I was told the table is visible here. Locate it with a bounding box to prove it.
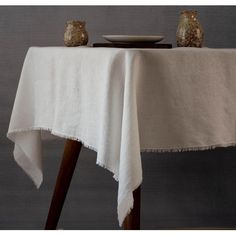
[7,47,236,229]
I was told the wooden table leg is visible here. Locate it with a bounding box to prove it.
[123,186,141,230]
[45,139,82,230]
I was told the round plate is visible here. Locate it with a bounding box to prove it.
[103,35,165,43]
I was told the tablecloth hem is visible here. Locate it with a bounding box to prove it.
[7,126,98,152]
[7,127,123,181]
[140,142,236,153]
[50,129,98,152]
[7,126,122,183]
[7,126,128,225]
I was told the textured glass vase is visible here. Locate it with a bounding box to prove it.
[64,20,88,47]
[176,10,204,48]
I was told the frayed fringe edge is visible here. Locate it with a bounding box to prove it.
[7,126,98,152]
[8,127,236,154]
[7,126,134,227]
[8,127,236,227]
[141,143,236,153]
[7,126,120,182]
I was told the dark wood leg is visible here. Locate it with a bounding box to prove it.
[45,139,82,230]
[123,186,141,230]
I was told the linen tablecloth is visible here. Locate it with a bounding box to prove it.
[7,47,236,226]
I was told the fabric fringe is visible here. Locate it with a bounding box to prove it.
[7,127,236,227]
[7,126,98,152]
[141,143,236,153]
[50,130,98,152]
[9,127,236,154]
[7,126,120,182]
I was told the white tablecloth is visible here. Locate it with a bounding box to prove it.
[7,47,236,226]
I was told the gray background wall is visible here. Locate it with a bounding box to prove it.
[1,6,236,230]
